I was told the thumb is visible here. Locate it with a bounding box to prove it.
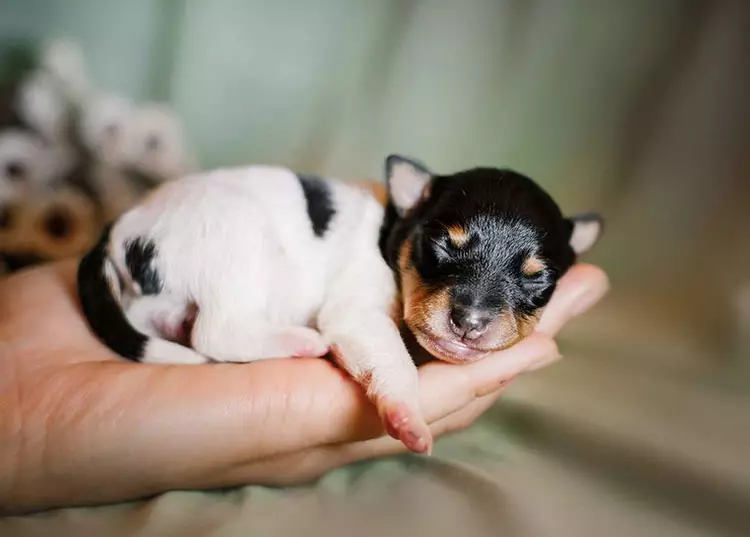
[535,264,609,337]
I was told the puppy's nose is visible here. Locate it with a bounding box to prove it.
[449,306,491,340]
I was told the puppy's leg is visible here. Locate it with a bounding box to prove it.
[190,306,328,362]
[318,241,432,454]
[319,302,430,453]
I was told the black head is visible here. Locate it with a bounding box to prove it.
[380,155,603,363]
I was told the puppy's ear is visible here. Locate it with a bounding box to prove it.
[566,213,603,254]
[385,154,432,216]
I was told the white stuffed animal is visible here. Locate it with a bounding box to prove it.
[125,102,196,182]
[0,128,75,197]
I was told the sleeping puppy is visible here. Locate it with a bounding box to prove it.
[380,156,603,364]
[78,163,435,453]
[77,157,603,454]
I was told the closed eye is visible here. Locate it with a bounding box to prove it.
[523,269,544,280]
[429,236,453,262]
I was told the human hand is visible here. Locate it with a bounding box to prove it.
[0,257,607,515]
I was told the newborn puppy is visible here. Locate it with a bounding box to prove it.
[77,157,603,454]
[380,155,603,364]
[78,164,433,453]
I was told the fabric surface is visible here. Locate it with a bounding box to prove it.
[1,415,521,537]
[2,381,734,537]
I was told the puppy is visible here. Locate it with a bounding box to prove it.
[78,164,434,453]
[77,157,603,454]
[380,156,603,363]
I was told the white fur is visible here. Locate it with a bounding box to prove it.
[105,166,419,419]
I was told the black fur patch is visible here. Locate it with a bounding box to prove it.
[77,226,148,361]
[297,174,335,237]
[124,237,162,295]
[380,167,584,317]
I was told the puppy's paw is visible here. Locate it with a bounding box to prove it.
[379,399,433,455]
[275,327,328,358]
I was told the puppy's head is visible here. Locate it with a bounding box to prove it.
[380,155,603,363]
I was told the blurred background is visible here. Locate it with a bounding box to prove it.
[0,1,748,536]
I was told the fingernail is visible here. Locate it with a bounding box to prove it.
[526,352,563,372]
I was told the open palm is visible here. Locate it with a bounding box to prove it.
[0,259,608,514]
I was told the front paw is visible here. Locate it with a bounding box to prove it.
[379,398,432,455]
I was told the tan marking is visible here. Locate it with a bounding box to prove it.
[399,238,451,332]
[353,179,430,210]
[420,181,432,201]
[522,255,545,276]
[398,238,543,359]
[478,309,541,352]
[354,180,388,206]
[516,309,542,339]
[446,224,469,247]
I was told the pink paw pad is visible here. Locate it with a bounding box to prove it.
[287,333,328,358]
[382,402,432,455]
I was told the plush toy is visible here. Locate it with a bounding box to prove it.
[0,38,198,275]
[0,187,97,262]
[14,69,72,144]
[74,93,196,221]
[125,102,196,183]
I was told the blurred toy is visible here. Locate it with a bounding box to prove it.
[0,187,97,271]
[77,92,135,167]
[126,102,196,182]
[0,38,198,275]
[0,128,48,198]
[14,70,72,143]
[0,128,77,196]
[27,188,98,259]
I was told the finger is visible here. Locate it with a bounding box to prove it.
[227,387,510,488]
[535,264,609,337]
[416,333,559,422]
[410,266,606,428]
[462,333,559,397]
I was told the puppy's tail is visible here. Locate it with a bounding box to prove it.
[77,226,206,364]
